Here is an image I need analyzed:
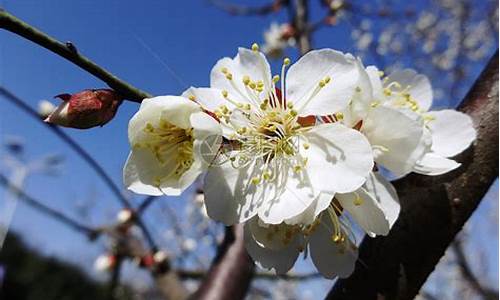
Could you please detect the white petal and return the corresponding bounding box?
[309,214,358,278]
[286,49,359,116]
[386,69,433,111]
[362,106,425,176]
[413,152,461,176]
[190,111,222,147]
[426,109,476,158]
[364,172,400,228]
[340,60,373,127]
[337,188,390,237]
[366,65,384,101]
[304,123,374,193]
[162,161,203,195]
[123,151,163,196]
[244,222,301,274]
[203,162,256,225]
[210,48,272,105]
[257,164,317,224]
[181,87,228,111]
[285,192,333,225]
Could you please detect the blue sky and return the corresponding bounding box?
[0,0,497,298]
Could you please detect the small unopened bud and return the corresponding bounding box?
[153,250,169,263]
[37,100,56,119]
[45,89,123,129]
[117,209,134,224]
[94,254,116,272]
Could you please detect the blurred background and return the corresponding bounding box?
[0,0,498,299]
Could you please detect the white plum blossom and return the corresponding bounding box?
[261,22,296,59]
[245,173,399,278]
[94,254,115,272]
[184,45,374,226]
[123,96,222,196]
[366,67,476,175]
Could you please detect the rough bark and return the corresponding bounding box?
[326,51,498,300]
[189,225,255,300]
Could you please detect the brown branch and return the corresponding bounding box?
[178,269,321,281]
[0,9,152,102]
[189,225,255,300]
[452,239,498,300]
[294,0,311,54]
[209,0,285,16]
[326,51,498,300]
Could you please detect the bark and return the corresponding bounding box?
[326,51,498,300]
[189,225,255,300]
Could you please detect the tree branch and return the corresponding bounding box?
[189,225,254,300]
[326,51,499,300]
[0,172,98,238]
[0,9,152,103]
[294,0,311,54]
[209,0,285,16]
[178,269,320,281]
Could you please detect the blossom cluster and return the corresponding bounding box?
[122,45,476,278]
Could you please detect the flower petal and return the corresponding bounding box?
[413,152,461,176]
[285,192,333,225]
[286,49,359,116]
[309,213,358,278]
[362,106,425,176]
[244,221,301,274]
[364,172,400,228]
[336,188,390,237]
[426,109,476,158]
[210,48,272,105]
[123,150,165,196]
[386,69,433,112]
[181,87,227,111]
[366,65,384,101]
[304,123,374,193]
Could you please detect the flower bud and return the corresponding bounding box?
[94,254,116,272]
[37,100,56,119]
[45,89,123,129]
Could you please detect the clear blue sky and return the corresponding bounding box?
[0,0,497,297]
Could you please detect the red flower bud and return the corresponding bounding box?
[45,89,123,129]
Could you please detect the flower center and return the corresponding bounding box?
[134,119,194,184]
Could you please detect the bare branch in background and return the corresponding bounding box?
[209,0,285,16]
[178,269,321,281]
[326,51,498,300]
[294,0,311,54]
[0,9,152,102]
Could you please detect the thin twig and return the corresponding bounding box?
[108,256,123,300]
[209,0,284,16]
[0,172,98,238]
[177,269,321,281]
[0,9,152,102]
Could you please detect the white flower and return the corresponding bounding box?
[94,254,115,272]
[244,173,399,278]
[261,23,296,59]
[123,96,222,196]
[184,46,374,225]
[369,68,476,175]
[333,61,429,177]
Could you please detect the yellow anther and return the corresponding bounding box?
[260,102,268,110]
[237,127,247,135]
[221,105,229,114]
[251,43,259,52]
[355,86,362,92]
[283,57,291,66]
[353,193,363,206]
[424,114,436,122]
[221,67,228,74]
[289,110,298,117]
[319,80,326,88]
[221,90,228,98]
[249,82,256,89]
[332,234,341,243]
[335,112,344,120]
[383,88,392,96]
[272,75,280,83]
[293,165,302,173]
[324,76,331,84]
[268,125,277,131]
[303,143,310,150]
[188,95,196,101]
[370,101,380,108]
[263,171,272,180]
[257,80,264,88]
[145,122,155,132]
[256,86,264,92]
[302,157,308,166]
[244,104,251,110]
[286,102,294,109]
[225,73,233,80]
[242,75,251,85]
[378,70,384,77]
[251,176,261,185]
